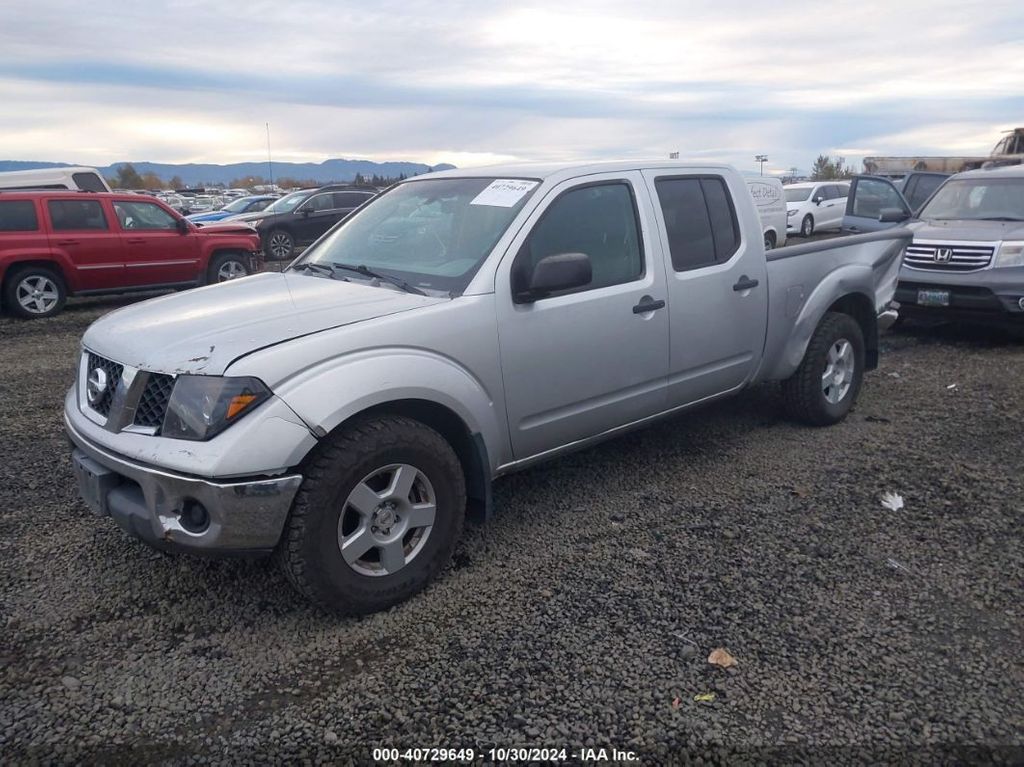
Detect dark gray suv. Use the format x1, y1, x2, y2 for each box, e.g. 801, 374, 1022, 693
229, 185, 377, 259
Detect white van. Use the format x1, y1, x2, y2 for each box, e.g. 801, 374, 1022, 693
746, 177, 787, 249
0, 166, 111, 193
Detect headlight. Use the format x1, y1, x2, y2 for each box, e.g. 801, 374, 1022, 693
162, 376, 271, 441
994, 241, 1024, 268
248, 218, 264, 228
787, 209, 797, 217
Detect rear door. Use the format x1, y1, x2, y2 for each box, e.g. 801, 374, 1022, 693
111, 198, 200, 285
641, 171, 768, 407
44, 198, 126, 291
842, 176, 912, 233
496, 173, 671, 459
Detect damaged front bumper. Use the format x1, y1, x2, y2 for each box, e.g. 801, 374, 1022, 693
66, 414, 302, 555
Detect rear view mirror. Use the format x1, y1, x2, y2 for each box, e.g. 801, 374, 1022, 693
879, 207, 910, 223
515, 252, 592, 303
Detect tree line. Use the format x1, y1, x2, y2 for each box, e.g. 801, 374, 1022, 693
106, 163, 423, 191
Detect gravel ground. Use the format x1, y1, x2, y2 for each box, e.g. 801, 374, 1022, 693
1, 292, 1023, 765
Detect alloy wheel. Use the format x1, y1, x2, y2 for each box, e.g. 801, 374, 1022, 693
821, 338, 854, 404
16, 276, 60, 315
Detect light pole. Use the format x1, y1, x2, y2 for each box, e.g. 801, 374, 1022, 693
755, 155, 768, 176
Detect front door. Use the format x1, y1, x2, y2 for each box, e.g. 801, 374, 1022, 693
43, 198, 126, 291
841, 176, 911, 234
111, 198, 200, 285
292, 191, 347, 245
496, 173, 671, 460
641, 170, 768, 406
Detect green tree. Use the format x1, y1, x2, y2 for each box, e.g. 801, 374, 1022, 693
168, 175, 184, 189
810, 155, 853, 181
114, 163, 146, 189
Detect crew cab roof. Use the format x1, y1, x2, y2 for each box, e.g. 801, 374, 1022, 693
419, 159, 736, 184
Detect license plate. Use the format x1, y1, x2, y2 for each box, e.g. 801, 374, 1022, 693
71, 451, 118, 517
917, 289, 950, 307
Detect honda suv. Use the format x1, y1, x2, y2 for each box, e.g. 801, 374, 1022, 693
228, 185, 378, 259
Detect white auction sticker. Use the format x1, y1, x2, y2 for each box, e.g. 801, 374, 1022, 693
470, 179, 539, 208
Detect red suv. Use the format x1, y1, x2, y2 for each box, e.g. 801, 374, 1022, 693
0, 191, 262, 318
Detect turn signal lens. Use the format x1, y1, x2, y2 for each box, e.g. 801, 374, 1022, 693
227, 393, 259, 420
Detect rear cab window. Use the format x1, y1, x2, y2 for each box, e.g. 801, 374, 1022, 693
0, 200, 40, 231
654, 176, 740, 271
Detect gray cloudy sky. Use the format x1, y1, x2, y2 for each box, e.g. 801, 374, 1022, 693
1, 0, 1022, 175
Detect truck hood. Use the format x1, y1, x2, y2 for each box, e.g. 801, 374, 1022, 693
82, 272, 447, 375
910, 218, 1024, 242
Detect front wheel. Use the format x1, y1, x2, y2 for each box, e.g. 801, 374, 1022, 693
3, 265, 67, 319
264, 229, 294, 260
208, 252, 250, 283
277, 415, 466, 614
782, 312, 865, 426
800, 214, 815, 237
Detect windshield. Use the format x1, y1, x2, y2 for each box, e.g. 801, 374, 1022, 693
293, 177, 539, 294
262, 190, 308, 215
919, 178, 1024, 221
785, 187, 812, 203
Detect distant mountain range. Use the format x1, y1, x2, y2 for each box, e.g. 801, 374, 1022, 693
0, 158, 457, 186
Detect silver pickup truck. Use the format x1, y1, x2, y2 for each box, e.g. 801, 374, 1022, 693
65, 161, 910, 613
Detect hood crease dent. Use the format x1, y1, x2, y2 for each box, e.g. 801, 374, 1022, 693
82, 272, 445, 376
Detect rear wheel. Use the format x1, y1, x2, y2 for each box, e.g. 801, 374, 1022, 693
208, 252, 250, 283
277, 415, 466, 614
264, 229, 294, 260
782, 312, 865, 426
800, 214, 815, 237
3, 265, 66, 319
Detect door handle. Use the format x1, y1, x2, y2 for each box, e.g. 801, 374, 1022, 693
57, 239, 80, 245
847, 226, 860, 233
126, 238, 146, 244
632, 298, 665, 314
733, 276, 759, 292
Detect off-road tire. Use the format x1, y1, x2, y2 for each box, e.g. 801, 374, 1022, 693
782, 312, 865, 426
3, 265, 67, 319
276, 415, 466, 614
800, 214, 815, 237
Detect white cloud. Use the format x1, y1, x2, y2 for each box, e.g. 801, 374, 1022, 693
0, 0, 1021, 175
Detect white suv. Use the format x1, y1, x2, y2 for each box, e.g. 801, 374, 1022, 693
785, 181, 850, 237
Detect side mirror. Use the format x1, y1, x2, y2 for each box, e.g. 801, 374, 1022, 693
813, 196, 824, 205
515, 252, 592, 303
298, 208, 311, 217
879, 207, 910, 223
176, 218, 190, 234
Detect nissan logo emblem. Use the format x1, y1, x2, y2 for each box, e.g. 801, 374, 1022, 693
934, 247, 953, 263
86, 367, 109, 405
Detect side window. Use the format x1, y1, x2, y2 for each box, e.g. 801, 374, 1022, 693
334, 192, 372, 208
0, 201, 39, 231
906, 175, 943, 210
47, 200, 108, 231
835, 184, 850, 198
248, 199, 272, 212
852, 178, 906, 219
303, 193, 335, 212
112, 200, 177, 230
72, 172, 107, 192
516, 182, 643, 294
655, 176, 740, 271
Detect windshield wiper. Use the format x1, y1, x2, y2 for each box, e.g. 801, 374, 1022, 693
975, 216, 1024, 222
291, 262, 338, 278
331, 263, 426, 296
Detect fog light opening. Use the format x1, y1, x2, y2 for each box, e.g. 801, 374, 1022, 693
179, 499, 210, 534
1017, 297, 1024, 311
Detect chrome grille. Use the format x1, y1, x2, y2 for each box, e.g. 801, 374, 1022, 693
86, 353, 123, 417
904, 242, 994, 272
134, 374, 175, 431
